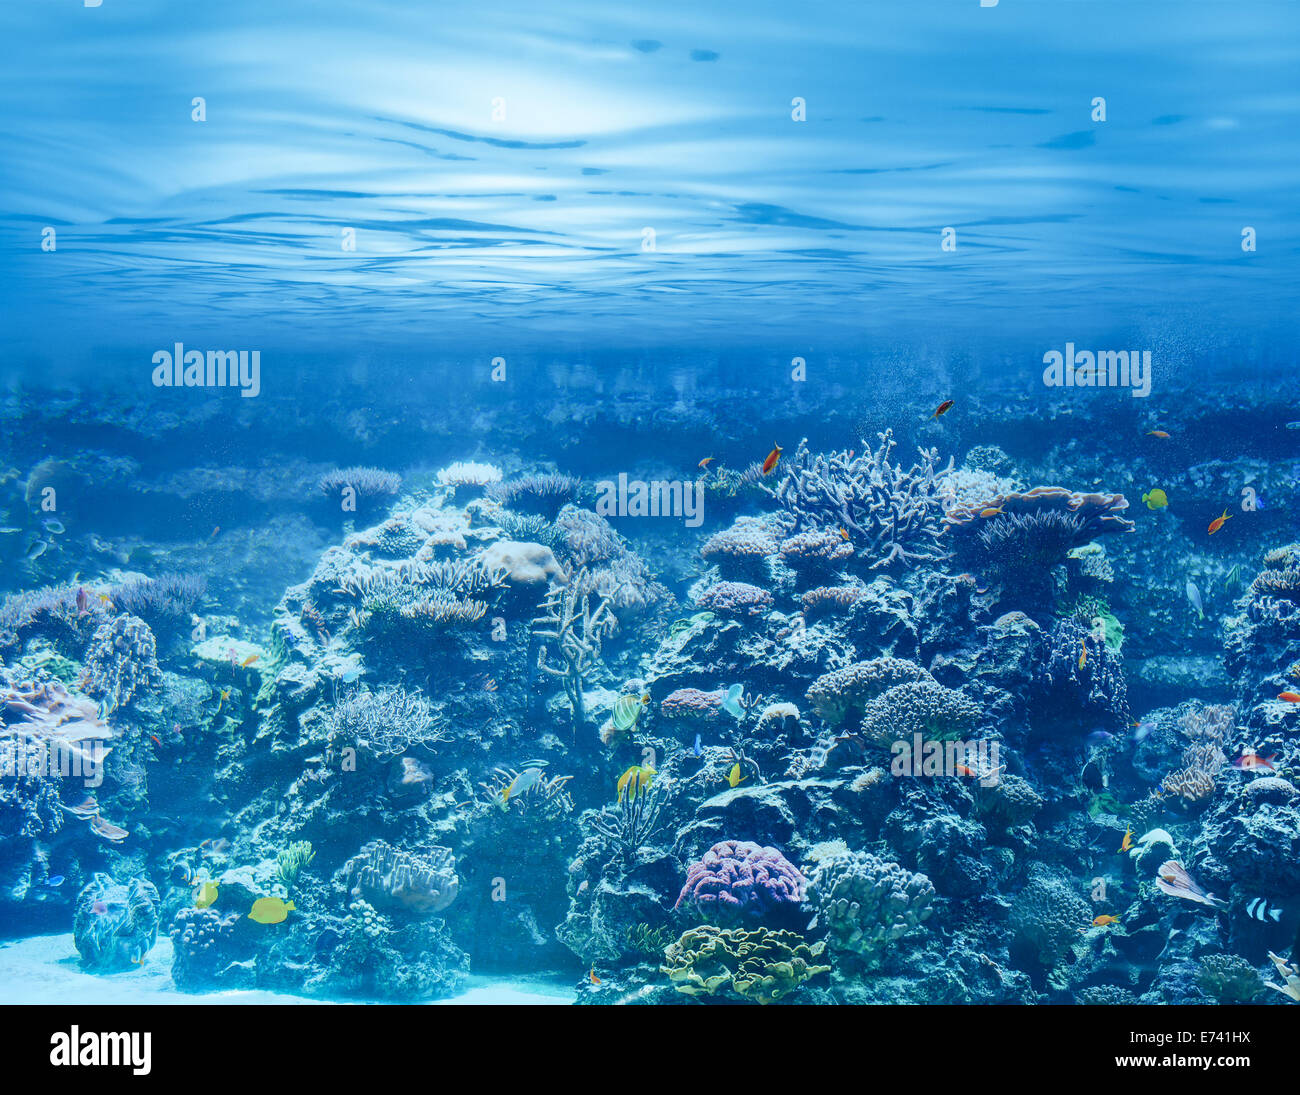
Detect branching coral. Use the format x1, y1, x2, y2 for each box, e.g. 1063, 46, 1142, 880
492, 472, 582, 516
436, 461, 502, 490
328, 687, 448, 759
766, 430, 951, 569
276, 840, 316, 888
342, 839, 459, 917
108, 573, 206, 637
661, 926, 830, 1003
318, 466, 402, 500
80, 614, 162, 709
531, 573, 616, 733
805, 850, 935, 966
585, 783, 667, 854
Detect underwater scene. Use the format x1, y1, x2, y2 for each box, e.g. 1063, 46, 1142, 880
1, 0, 1300, 1023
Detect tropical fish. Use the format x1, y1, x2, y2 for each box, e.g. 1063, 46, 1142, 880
209, 526, 221, 539
502, 766, 545, 806
1233, 751, 1278, 771
761, 444, 782, 476
931, 399, 954, 420
589, 966, 601, 985
698, 457, 714, 469
954, 764, 977, 778
980, 507, 1004, 518
75, 587, 89, 615
1141, 488, 1168, 510
1247, 897, 1284, 923
720, 684, 745, 719
130, 953, 145, 967
96, 592, 112, 607
1133, 720, 1156, 742
1207, 509, 1232, 535
193, 881, 219, 909
239, 654, 260, 668
691, 733, 703, 757
1155, 860, 1228, 910
1278, 692, 1300, 704
612, 693, 650, 734
1119, 826, 1133, 853
1184, 579, 1205, 620
1091, 915, 1120, 927
44, 875, 65, 888
727, 763, 747, 788
616, 764, 655, 801
215, 688, 230, 714
200, 837, 232, 855
1146, 429, 1170, 438
1085, 730, 1113, 748
89, 816, 128, 843
149, 733, 163, 748
838, 528, 849, 541
1287, 422, 1300, 431
1078, 640, 1088, 671
43, 518, 65, 534
248, 897, 294, 925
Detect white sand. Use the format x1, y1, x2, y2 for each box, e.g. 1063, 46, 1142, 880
0, 934, 573, 1005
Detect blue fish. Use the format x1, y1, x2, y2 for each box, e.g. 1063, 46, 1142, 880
1085, 730, 1114, 747
691, 734, 703, 757
1287, 422, 1300, 431
44, 876, 65, 887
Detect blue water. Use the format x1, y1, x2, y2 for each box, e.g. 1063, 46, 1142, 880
1, 1, 1299, 1008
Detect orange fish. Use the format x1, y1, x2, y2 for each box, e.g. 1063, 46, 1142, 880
149, 734, 162, 747
979, 507, 1004, 518
1091, 915, 1120, 927
698, 456, 714, 469
931, 399, 954, 420
838, 528, 849, 541
1279, 692, 1300, 704
1146, 430, 1170, 438
1207, 508, 1232, 535
589, 966, 601, 985
1233, 752, 1278, 771
1078, 640, 1088, 671
761, 444, 782, 476
954, 764, 977, 778
1119, 826, 1133, 852
239, 654, 260, 668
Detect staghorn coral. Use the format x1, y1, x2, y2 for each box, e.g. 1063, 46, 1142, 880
661, 925, 830, 1003
531, 574, 616, 733
767, 430, 952, 569
674, 840, 807, 922
80, 614, 162, 709
342, 839, 459, 917
806, 657, 934, 727
805, 850, 935, 967
585, 783, 667, 855
328, 686, 448, 759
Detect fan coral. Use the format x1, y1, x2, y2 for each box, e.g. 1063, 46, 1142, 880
674, 840, 807, 921
342, 839, 459, 917
696, 581, 772, 617
80, 615, 162, 709
806, 657, 934, 727
767, 430, 951, 569
661, 925, 830, 1004
805, 850, 935, 966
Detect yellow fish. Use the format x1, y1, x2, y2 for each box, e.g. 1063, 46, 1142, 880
616, 764, 655, 802
1141, 488, 1168, 510
1119, 826, 1133, 853
1078, 640, 1087, 671
248, 897, 295, 925
215, 688, 230, 714
193, 880, 219, 908
727, 763, 747, 788
239, 654, 260, 669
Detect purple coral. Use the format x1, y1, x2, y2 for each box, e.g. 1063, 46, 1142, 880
696, 581, 773, 617
674, 840, 807, 921
660, 687, 724, 721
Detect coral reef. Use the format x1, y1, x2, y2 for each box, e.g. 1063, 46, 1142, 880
661, 925, 830, 1003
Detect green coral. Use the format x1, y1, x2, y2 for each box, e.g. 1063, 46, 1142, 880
276, 840, 316, 889
661, 926, 830, 1004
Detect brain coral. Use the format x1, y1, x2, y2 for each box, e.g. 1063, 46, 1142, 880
674, 840, 807, 921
